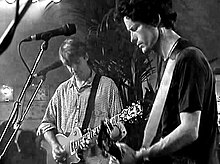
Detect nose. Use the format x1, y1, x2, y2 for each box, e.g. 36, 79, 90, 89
130, 32, 137, 43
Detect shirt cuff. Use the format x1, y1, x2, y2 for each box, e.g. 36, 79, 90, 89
37, 122, 56, 136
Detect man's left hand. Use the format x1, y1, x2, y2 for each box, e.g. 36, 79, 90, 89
117, 143, 138, 164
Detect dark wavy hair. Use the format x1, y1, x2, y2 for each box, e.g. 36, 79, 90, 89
115, 0, 177, 29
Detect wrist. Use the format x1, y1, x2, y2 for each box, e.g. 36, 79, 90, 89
136, 147, 150, 161
135, 150, 143, 161
50, 139, 60, 149
110, 125, 121, 141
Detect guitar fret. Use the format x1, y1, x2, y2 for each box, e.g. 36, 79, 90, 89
91, 130, 94, 138
93, 128, 97, 136
119, 112, 125, 122
85, 132, 88, 139
86, 131, 90, 139
115, 114, 119, 123
89, 130, 93, 139
96, 126, 100, 134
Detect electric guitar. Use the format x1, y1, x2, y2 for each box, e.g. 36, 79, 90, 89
41, 102, 142, 164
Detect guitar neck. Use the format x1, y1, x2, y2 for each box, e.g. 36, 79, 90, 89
70, 103, 141, 151
82, 112, 123, 140
80, 103, 141, 142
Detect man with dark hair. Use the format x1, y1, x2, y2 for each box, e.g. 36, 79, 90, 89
110, 0, 219, 164
37, 36, 126, 164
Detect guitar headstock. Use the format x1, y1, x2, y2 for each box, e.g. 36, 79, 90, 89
119, 101, 143, 122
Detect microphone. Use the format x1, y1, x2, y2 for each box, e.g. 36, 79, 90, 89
23, 23, 76, 42
34, 60, 63, 77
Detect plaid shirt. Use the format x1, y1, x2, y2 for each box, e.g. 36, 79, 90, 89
38, 71, 126, 164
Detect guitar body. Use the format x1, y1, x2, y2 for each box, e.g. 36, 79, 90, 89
41, 127, 83, 164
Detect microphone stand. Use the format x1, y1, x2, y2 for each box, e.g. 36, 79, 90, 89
0, 40, 49, 160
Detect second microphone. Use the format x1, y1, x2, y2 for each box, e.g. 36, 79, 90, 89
34, 60, 63, 77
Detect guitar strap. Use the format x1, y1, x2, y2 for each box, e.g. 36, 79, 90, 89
142, 38, 192, 148
81, 74, 101, 133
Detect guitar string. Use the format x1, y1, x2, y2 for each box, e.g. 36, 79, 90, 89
70, 104, 141, 153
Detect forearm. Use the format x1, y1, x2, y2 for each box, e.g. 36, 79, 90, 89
149, 132, 189, 157
140, 125, 196, 159
44, 130, 59, 147
139, 111, 200, 159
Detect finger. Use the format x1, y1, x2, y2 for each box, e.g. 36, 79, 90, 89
119, 143, 128, 148
80, 144, 87, 150
61, 145, 65, 151
55, 157, 67, 163
82, 147, 88, 151
53, 154, 63, 160
53, 149, 66, 160
54, 148, 63, 155
85, 139, 90, 145
62, 156, 67, 162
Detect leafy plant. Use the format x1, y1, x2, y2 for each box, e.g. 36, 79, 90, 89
86, 11, 155, 106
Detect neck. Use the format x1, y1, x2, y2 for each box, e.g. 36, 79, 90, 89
75, 66, 92, 83
155, 28, 180, 60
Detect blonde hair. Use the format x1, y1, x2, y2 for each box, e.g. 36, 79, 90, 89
59, 37, 87, 65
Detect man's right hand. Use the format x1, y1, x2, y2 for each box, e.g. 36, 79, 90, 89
51, 142, 67, 163
44, 130, 67, 163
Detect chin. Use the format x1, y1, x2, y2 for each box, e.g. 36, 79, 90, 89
141, 47, 148, 54
142, 44, 155, 54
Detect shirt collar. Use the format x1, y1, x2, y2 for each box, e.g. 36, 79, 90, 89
70, 70, 96, 89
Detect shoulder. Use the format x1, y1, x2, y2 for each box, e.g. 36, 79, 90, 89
175, 46, 211, 79
179, 46, 204, 60
177, 46, 208, 67
55, 77, 72, 93
98, 75, 118, 91
175, 38, 206, 62
99, 75, 116, 85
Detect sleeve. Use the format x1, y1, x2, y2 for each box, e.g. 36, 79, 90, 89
176, 47, 207, 113
108, 79, 127, 139
37, 89, 59, 136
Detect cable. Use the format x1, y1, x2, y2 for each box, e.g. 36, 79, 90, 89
17, 41, 31, 74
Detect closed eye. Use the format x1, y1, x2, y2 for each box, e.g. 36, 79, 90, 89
130, 24, 138, 32
130, 26, 137, 32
